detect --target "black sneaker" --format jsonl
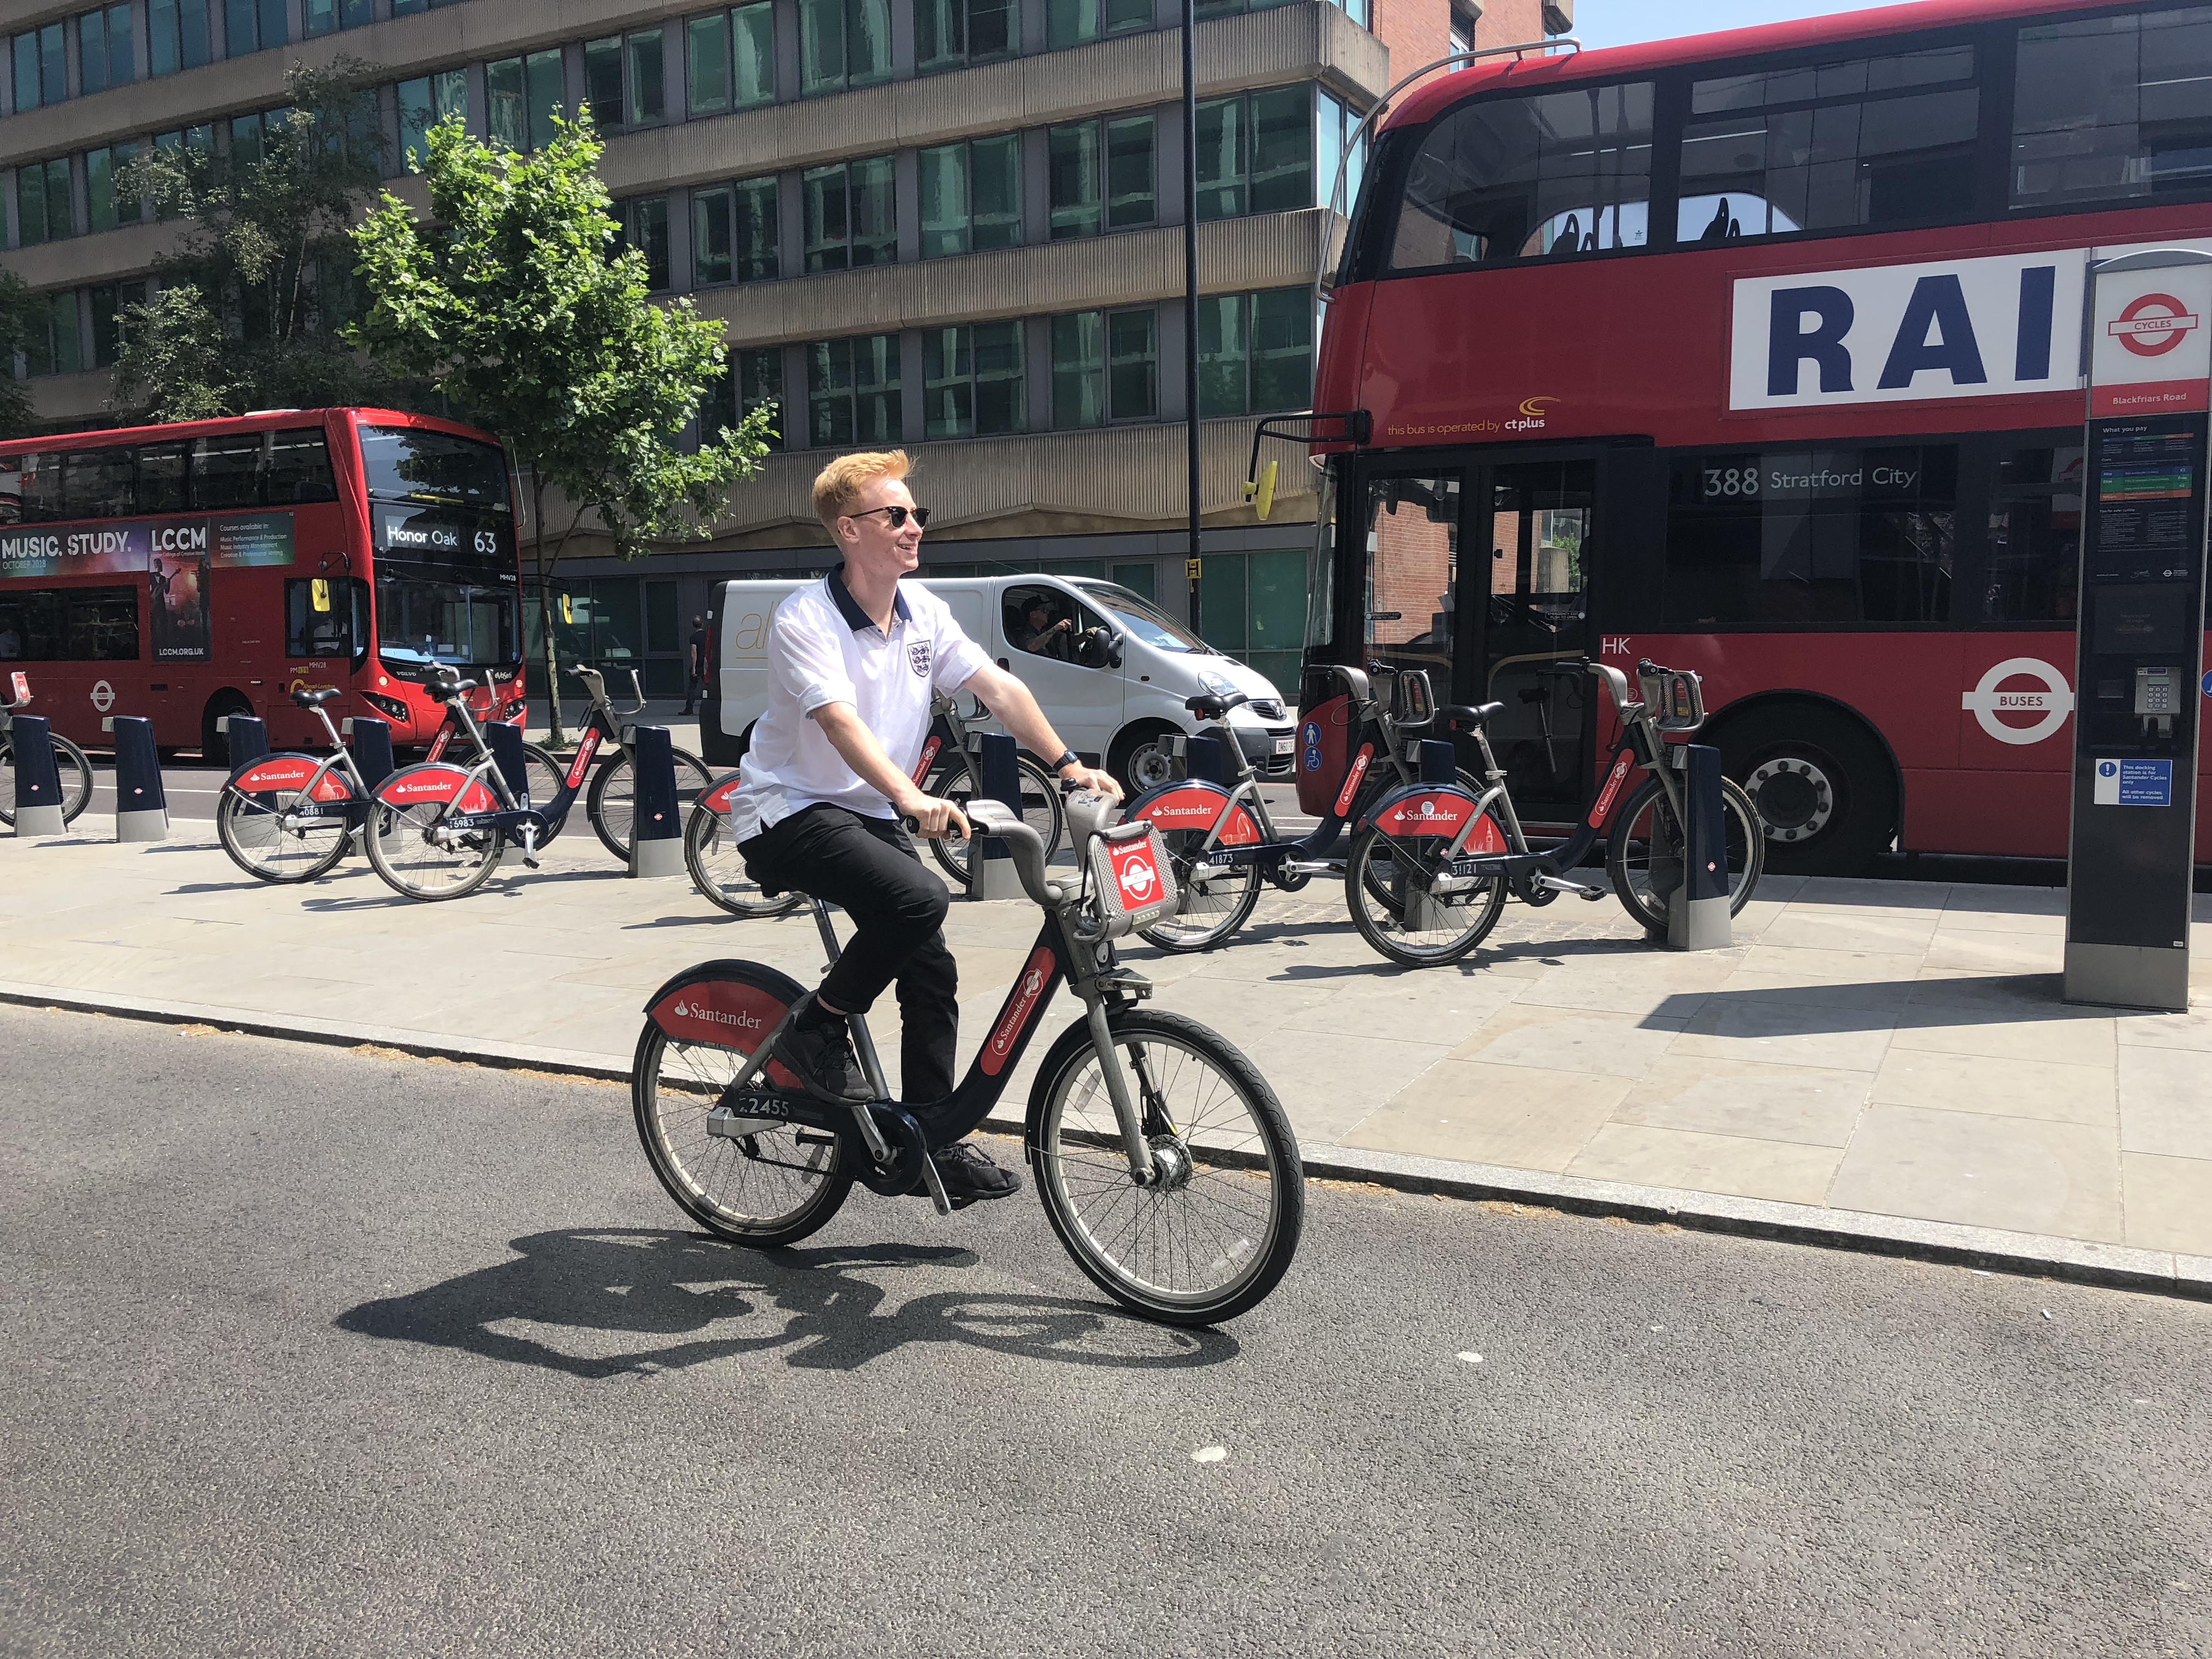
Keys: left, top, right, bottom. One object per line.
{"left": 928, "top": 1140, "right": 1022, "bottom": 1206}
{"left": 772, "top": 1009, "right": 871, "bottom": 1105}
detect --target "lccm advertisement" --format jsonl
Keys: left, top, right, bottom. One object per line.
{"left": 0, "top": 512, "right": 296, "bottom": 663}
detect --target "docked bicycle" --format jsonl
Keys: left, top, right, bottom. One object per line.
{"left": 0, "top": 673, "right": 94, "bottom": 829}
{"left": 633, "top": 789, "right": 1305, "bottom": 1327}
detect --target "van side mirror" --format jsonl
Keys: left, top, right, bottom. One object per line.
{"left": 1105, "top": 630, "right": 1125, "bottom": 669}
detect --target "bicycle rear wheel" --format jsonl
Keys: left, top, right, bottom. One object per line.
{"left": 0, "top": 733, "right": 95, "bottom": 827}
{"left": 633, "top": 1010, "right": 851, "bottom": 1248}
{"left": 1606, "top": 775, "right": 1765, "bottom": 933}
{"left": 365, "top": 765, "right": 504, "bottom": 900}
{"left": 589, "top": 748, "right": 715, "bottom": 860}
{"left": 1029, "top": 1009, "right": 1303, "bottom": 1325}
{"left": 217, "top": 784, "right": 350, "bottom": 882}
{"left": 1343, "top": 822, "right": 1506, "bottom": 967}
{"left": 684, "top": 803, "right": 800, "bottom": 919}
{"left": 1137, "top": 830, "right": 1263, "bottom": 952}
{"left": 924, "top": 753, "right": 1065, "bottom": 885}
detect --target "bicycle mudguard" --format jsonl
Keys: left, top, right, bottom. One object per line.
{"left": 1358, "top": 782, "right": 1506, "bottom": 853}
{"left": 377, "top": 763, "right": 501, "bottom": 814}
{"left": 227, "top": 753, "right": 354, "bottom": 802}
{"left": 1121, "top": 780, "right": 1263, "bottom": 845}
{"left": 699, "top": 772, "right": 743, "bottom": 814}
{"left": 641, "top": 959, "right": 806, "bottom": 1089}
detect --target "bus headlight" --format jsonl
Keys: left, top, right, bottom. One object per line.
{"left": 360, "top": 691, "right": 410, "bottom": 721}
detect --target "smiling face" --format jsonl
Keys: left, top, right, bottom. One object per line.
{"left": 837, "top": 474, "right": 923, "bottom": 583}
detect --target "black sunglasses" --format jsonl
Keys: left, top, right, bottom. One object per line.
{"left": 846, "top": 504, "right": 931, "bottom": 529}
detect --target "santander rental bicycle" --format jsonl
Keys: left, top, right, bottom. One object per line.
{"left": 633, "top": 790, "right": 1305, "bottom": 1326}
{"left": 0, "top": 672, "right": 94, "bottom": 828}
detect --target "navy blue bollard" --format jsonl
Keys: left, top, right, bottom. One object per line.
{"left": 10, "top": 713, "right": 67, "bottom": 836}
{"left": 1184, "top": 732, "right": 1227, "bottom": 785}
{"left": 349, "top": 718, "right": 395, "bottom": 792}
{"left": 628, "top": 724, "right": 682, "bottom": 879}
{"left": 1667, "top": 743, "right": 1732, "bottom": 950}
{"left": 1418, "top": 738, "right": 1458, "bottom": 785}
{"left": 484, "top": 718, "right": 532, "bottom": 805}
{"left": 223, "top": 714, "right": 268, "bottom": 771}
{"left": 112, "top": 716, "right": 168, "bottom": 842}
{"left": 969, "top": 730, "right": 1023, "bottom": 899}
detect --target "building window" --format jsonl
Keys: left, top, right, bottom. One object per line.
{"left": 923, "top": 321, "right": 1024, "bottom": 437}
{"left": 78, "top": 6, "right": 136, "bottom": 95}
{"left": 228, "top": 108, "right": 292, "bottom": 167}
{"left": 148, "top": 0, "right": 211, "bottom": 77}
{"left": 919, "top": 137, "right": 1023, "bottom": 258}
{"left": 694, "top": 178, "right": 779, "bottom": 285}
{"left": 704, "top": 346, "right": 786, "bottom": 448}
{"left": 14, "top": 159, "right": 75, "bottom": 247}
{"left": 1194, "top": 0, "right": 1298, "bottom": 18}
{"left": 1196, "top": 86, "right": 1312, "bottom": 221}
{"left": 1048, "top": 115, "right": 1155, "bottom": 238}
{"left": 807, "top": 334, "right": 902, "bottom": 448}
{"left": 224, "top": 0, "right": 290, "bottom": 58}
{"left": 1680, "top": 46, "right": 1978, "bottom": 242}
{"left": 86, "top": 143, "right": 136, "bottom": 233}
{"left": 304, "top": 0, "right": 372, "bottom": 37}
{"left": 916, "top": 0, "right": 1015, "bottom": 74}
{"left": 686, "top": 6, "right": 774, "bottom": 117}
{"left": 1197, "top": 287, "right": 1312, "bottom": 416}
{"left": 391, "top": 0, "right": 473, "bottom": 16}
{"left": 12, "top": 24, "right": 64, "bottom": 111}
{"left": 20, "top": 291, "right": 84, "bottom": 379}
{"left": 619, "top": 196, "right": 673, "bottom": 290}
{"left": 803, "top": 157, "right": 897, "bottom": 272}
{"left": 489, "top": 50, "right": 567, "bottom": 152}
{"left": 1051, "top": 307, "right": 1158, "bottom": 427}
{"left": 1046, "top": 0, "right": 1149, "bottom": 50}
{"left": 396, "top": 71, "right": 468, "bottom": 174}
{"left": 799, "top": 0, "right": 892, "bottom": 97}
{"left": 1316, "top": 88, "right": 1367, "bottom": 216}
{"left": 583, "top": 30, "right": 667, "bottom": 129}
{"left": 2013, "top": 8, "right": 2212, "bottom": 209}
{"left": 151, "top": 127, "right": 212, "bottom": 218}
{"left": 90, "top": 280, "right": 148, "bottom": 369}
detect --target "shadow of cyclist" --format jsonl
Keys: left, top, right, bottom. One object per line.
{"left": 335, "top": 1227, "right": 1236, "bottom": 1378}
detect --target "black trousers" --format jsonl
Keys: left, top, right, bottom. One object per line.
{"left": 738, "top": 803, "right": 958, "bottom": 1104}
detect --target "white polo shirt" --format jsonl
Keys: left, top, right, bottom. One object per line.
{"left": 730, "top": 567, "right": 992, "bottom": 842}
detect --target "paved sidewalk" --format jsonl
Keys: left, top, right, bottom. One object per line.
{"left": 3, "top": 818, "right": 2208, "bottom": 1284}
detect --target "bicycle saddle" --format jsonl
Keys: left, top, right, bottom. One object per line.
{"left": 1185, "top": 690, "right": 1250, "bottom": 719}
{"left": 1443, "top": 702, "right": 1505, "bottom": 727}
{"left": 427, "top": 676, "right": 479, "bottom": 701}
{"left": 290, "top": 686, "right": 342, "bottom": 708}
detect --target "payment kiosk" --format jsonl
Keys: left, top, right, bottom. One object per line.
{"left": 2064, "top": 249, "right": 2212, "bottom": 1012}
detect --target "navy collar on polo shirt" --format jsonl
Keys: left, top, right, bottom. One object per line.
{"left": 828, "top": 563, "right": 912, "bottom": 635}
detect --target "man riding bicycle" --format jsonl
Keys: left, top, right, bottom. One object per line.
{"left": 729, "top": 451, "right": 1122, "bottom": 1205}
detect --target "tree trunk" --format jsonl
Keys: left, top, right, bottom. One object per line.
{"left": 534, "top": 477, "right": 566, "bottom": 747}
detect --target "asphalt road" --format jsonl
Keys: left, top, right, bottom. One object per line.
{"left": 2, "top": 1005, "right": 2205, "bottom": 1659}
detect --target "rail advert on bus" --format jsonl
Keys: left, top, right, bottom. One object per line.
{"left": 0, "top": 409, "right": 524, "bottom": 762}
{"left": 1302, "top": 0, "right": 2212, "bottom": 873}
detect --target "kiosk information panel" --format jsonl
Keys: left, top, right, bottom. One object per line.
{"left": 2064, "top": 253, "right": 2212, "bottom": 1012}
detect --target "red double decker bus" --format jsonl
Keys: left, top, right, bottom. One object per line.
{"left": 1306, "top": 0, "right": 2211, "bottom": 873}
{"left": 0, "top": 409, "right": 524, "bottom": 761}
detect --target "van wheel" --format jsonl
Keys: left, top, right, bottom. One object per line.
{"left": 1110, "top": 723, "right": 1182, "bottom": 796}
{"left": 1715, "top": 702, "right": 1897, "bottom": 878}
{"left": 201, "top": 692, "right": 255, "bottom": 768}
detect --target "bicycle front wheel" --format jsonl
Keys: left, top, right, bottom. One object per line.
{"left": 1137, "top": 829, "right": 1263, "bottom": 952}
{"left": 924, "top": 753, "right": 1066, "bottom": 885}
{"left": 684, "top": 802, "right": 800, "bottom": 919}
{"left": 633, "top": 1012, "right": 852, "bottom": 1247}
{"left": 365, "top": 765, "right": 504, "bottom": 900}
{"left": 0, "top": 733, "right": 95, "bottom": 827}
{"left": 1343, "top": 822, "right": 1507, "bottom": 968}
{"left": 589, "top": 748, "right": 715, "bottom": 860}
{"left": 1606, "top": 775, "right": 1765, "bottom": 932}
{"left": 217, "top": 783, "right": 350, "bottom": 882}
{"left": 1029, "top": 1008, "right": 1304, "bottom": 1325}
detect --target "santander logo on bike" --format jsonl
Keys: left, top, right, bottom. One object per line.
{"left": 1334, "top": 745, "right": 1374, "bottom": 817}
{"left": 982, "top": 948, "right": 1055, "bottom": 1076}
{"left": 669, "top": 998, "right": 763, "bottom": 1031}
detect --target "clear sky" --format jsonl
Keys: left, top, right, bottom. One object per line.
{"left": 1571, "top": 1, "right": 1875, "bottom": 50}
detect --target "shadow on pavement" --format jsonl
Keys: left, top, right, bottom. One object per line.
{"left": 336, "top": 1227, "right": 1236, "bottom": 1378}
{"left": 1644, "top": 974, "right": 2076, "bottom": 1031}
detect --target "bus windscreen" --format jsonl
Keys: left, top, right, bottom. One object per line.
{"left": 358, "top": 426, "right": 511, "bottom": 514}
{"left": 376, "top": 575, "right": 520, "bottom": 669}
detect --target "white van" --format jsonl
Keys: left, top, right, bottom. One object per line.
{"left": 701, "top": 572, "right": 1296, "bottom": 792}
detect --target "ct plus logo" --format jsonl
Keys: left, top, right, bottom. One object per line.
{"left": 1961, "top": 657, "right": 2074, "bottom": 746}
{"left": 2108, "top": 292, "right": 2202, "bottom": 358}
{"left": 1506, "top": 396, "right": 1557, "bottom": 433}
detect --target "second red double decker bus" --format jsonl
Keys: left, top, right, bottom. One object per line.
{"left": 1306, "top": 0, "right": 2211, "bottom": 873}
{"left": 0, "top": 408, "right": 524, "bottom": 762}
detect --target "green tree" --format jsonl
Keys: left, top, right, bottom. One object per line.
{"left": 0, "top": 269, "right": 38, "bottom": 439}
{"left": 349, "top": 110, "right": 771, "bottom": 742}
{"left": 112, "top": 58, "right": 398, "bottom": 419}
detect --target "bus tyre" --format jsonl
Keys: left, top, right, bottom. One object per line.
{"left": 201, "top": 693, "right": 254, "bottom": 768}
{"left": 1109, "top": 723, "right": 1183, "bottom": 797}
{"left": 1718, "top": 704, "right": 1897, "bottom": 878}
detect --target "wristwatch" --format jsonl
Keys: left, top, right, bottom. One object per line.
{"left": 1049, "top": 749, "right": 1082, "bottom": 776}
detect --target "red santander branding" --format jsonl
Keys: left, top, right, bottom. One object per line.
{"left": 427, "top": 728, "right": 452, "bottom": 762}
{"left": 1136, "top": 787, "right": 1260, "bottom": 845}
{"left": 981, "top": 945, "right": 1057, "bottom": 1077}
{"left": 1110, "top": 838, "right": 1163, "bottom": 908}
{"left": 702, "top": 773, "right": 744, "bottom": 813}
{"left": 1333, "top": 744, "right": 1375, "bottom": 817}
{"left": 910, "top": 734, "right": 942, "bottom": 785}
{"left": 1588, "top": 751, "right": 1636, "bottom": 828}
{"left": 382, "top": 766, "right": 497, "bottom": 811}
{"left": 237, "top": 757, "right": 319, "bottom": 794}
{"left": 652, "top": 979, "right": 799, "bottom": 1086}
{"left": 1375, "top": 790, "right": 1475, "bottom": 834}
{"left": 563, "top": 727, "right": 602, "bottom": 791}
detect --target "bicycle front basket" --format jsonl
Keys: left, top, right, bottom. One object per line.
{"left": 1085, "top": 820, "right": 1178, "bottom": 938}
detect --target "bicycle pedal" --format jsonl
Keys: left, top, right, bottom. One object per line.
{"left": 1536, "top": 874, "right": 1605, "bottom": 901}
{"left": 917, "top": 1154, "right": 956, "bottom": 1217}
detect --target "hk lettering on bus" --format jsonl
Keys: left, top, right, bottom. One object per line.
{"left": 1730, "top": 247, "right": 2108, "bottom": 412}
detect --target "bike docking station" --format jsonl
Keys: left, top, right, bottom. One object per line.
{"left": 343, "top": 716, "right": 397, "bottom": 794}
{"left": 627, "top": 724, "right": 685, "bottom": 880}
{"left": 219, "top": 714, "right": 269, "bottom": 770}
{"left": 1398, "top": 738, "right": 1464, "bottom": 935}
{"left": 111, "top": 716, "right": 168, "bottom": 843}
{"left": 9, "top": 713, "right": 67, "bottom": 837}
{"left": 969, "top": 730, "right": 1025, "bottom": 900}
{"left": 2063, "top": 247, "right": 2212, "bottom": 1012}
{"left": 1662, "top": 743, "right": 1733, "bottom": 951}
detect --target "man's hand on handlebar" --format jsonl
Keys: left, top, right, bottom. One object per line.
{"left": 894, "top": 784, "right": 971, "bottom": 842}
{"left": 1057, "top": 763, "right": 1122, "bottom": 803}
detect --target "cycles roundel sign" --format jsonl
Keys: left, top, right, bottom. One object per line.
{"left": 1960, "top": 657, "right": 2074, "bottom": 746}
{"left": 2108, "top": 292, "right": 2202, "bottom": 358}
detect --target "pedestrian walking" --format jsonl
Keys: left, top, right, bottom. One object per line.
{"left": 681, "top": 614, "right": 707, "bottom": 715}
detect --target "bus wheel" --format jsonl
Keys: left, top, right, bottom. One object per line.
{"left": 201, "top": 692, "right": 255, "bottom": 768}
{"left": 1716, "top": 703, "right": 1897, "bottom": 878}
